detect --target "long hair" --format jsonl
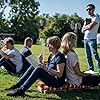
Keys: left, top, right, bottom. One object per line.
{"left": 61, "top": 32, "right": 77, "bottom": 54}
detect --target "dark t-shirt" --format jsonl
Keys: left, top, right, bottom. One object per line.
{"left": 47, "top": 52, "right": 66, "bottom": 82}
{"left": 20, "top": 46, "right": 32, "bottom": 72}
{"left": 20, "top": 46, "right": 32, "bottom": 57}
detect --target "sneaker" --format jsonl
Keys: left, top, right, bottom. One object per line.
{"left": 6, "top": 88, "right": 25, "bottom": 96}
{"left": 5, "top": 84, "right": 20, "bottom": 90}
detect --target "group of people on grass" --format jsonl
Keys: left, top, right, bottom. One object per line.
{"left": 0, "top": 3, "right": 100, "bottom": 97}
{"left": 0, "top": 37, "right": 33, "bottom": 75}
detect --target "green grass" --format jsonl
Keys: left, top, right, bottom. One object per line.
{"left": 0, "top": 44, "right": 100, "bottom": 100}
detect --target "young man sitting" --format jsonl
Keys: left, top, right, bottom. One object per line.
{"left": 0, "top": 37, "right": 23, "bottom": 74}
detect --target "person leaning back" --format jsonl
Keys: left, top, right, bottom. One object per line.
{"left": 0, "top": 37, "right": 23, "bottom": 74}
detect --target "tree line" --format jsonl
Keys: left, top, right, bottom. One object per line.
{"left": 0, "top": 0, "right": 84, "bottom": 47}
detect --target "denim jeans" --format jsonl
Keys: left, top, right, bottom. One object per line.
{"left": 17, "top": 67, "right": 64, "bottom": 92}
{"left": 16, "top": 65, "right": 34, "bottom": 86}
{"left": 0, "top": 58, "right": 16, "bottom": 74}
{"left": 84, "top": 39, "right": 100, "bottom": 71}
{"left": 82, "top": 74, "right": 100, "bottom": 86}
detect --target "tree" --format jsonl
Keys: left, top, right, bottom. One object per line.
{"left": 39, "top": 13, "right": 72, "bottom": 39}
{"left": 39, "top": 13, "right": 84, "bottom": 47}
{"left": 0, "top": 0, "right": 40, "bottom": 43}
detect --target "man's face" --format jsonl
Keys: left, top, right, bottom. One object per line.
{"left": 27, "top": 40, "right": 33, "bottom": 48}
{"left": 5, "top": 42, "right": 10, "bottom": 49}
{"left": 86, "top": 6, "right": 94, "bottom": 16}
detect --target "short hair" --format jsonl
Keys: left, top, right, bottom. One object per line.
{"left": 61, "top": 32, "right": 77, "bottom": 54}
{"left": 46, "top": 36, "right": 61, "bottom": 49}
{"left": 4, "top": 37, "right": 14, "bottom": 45}
{"left": 24, "top": 37, "right": 33, "bottom": 46}
{"left": 86, "top": 4, "right": 95, "bottom": 10}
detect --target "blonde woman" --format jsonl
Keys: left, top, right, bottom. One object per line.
{"left": 7, "top": 36, "right": 66, "bottom": 96}
{"left": 61, "top": 32, "right": 100, "bottom": 86}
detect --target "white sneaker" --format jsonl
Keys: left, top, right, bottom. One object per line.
{"left": 84, "top": 70, "right": 98, "bottom": 74}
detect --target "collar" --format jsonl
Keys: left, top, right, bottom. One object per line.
{"left": 50, "top": 51, "right": 59, "bottom": 61}
{"left": 24, "top": 46, "right": 30, "bottom": 49}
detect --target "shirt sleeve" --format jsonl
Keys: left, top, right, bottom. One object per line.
{"left": 55, "top": 53, "right": 65, "bottom": 64}
{"left": 70, "top": 52, "right": 79, "bottom": 68}
{"left": 20, "top": 48, "right": 32, "bottom": 57}
{"left": 92, "top": 15, "right": 99, "bottom": 24}
{"left": 9, "top": 49, "right": 16, "bottom": 56}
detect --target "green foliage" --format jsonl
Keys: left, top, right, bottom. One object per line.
{"left": 0, "top": 0, "right": 40, "bottom": 43}
{"left": 39, "top": 13, "right": 71, "bottom": 39}
{"left": 0, "top": 44, "right": 100, "bottom": 100}
{"left": 39, "top": 13, "right": 84, "bottom": 47}
{"left": 0, "top": 1, "right": 84, "bottom": 46}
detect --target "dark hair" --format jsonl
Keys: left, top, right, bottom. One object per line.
{"left": 5, "top": 37, "right": 14, "bottom": 45}
{"left": 24, "top": 37, "right": 33, "bottom": 45}
{"left": 86, "top": 4, "right": 95, "bottom": 10}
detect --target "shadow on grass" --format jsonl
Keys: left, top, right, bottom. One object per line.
{"left": 23, "top": 88, "right": 100, "bottom": 100}
{"left": 55, "top": 89, "right": 100, "bottom": 100}
{"left": 24, "top": 94, "right": 61, "bottom": 100}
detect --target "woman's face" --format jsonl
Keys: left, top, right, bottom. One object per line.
{"left": 46, "top": 43, "right": 55, "bottom": 52}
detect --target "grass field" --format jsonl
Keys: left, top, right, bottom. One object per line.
{"left": 0, "top": 44, "right": 100, "bottom": 100}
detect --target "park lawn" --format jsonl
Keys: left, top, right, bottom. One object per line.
{"left": 0, "top": 44, "right": 100, "bottom": 100}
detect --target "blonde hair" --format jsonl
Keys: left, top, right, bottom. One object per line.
{"left": 61, "top": 32, "right": 77, "bottom": 54}
{"left": 46, "top": 36, "right": 61, "bottom": 49}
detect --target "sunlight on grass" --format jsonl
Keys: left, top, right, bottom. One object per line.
{"left": 0, "top": 44, "right": 100, "bottom": 100}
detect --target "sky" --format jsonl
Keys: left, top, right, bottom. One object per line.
{"left": 37, "top": 0, "right": 100, "bottom": 19}
{"left": 3, "top": 0, "right": 100, "bottom": 20}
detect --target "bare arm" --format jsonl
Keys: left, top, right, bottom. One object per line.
{"left": 40, "top": 63, "right": 65, "bottom": 78}
{"left": 73, "top": 62, "right": 89, "bottom": 77}
{"left": 48, "top": 63, "right": 65, "bottom": 78}
{"left": 1, "top": 53, "right": 15, "bottom": 59}
{"left": 82, "top": 21, "right": 97, "bottom": 32}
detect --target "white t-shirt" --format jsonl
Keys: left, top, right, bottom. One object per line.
{"left": 65, "top": 51, "right": 82, "bottom": 85}
{"left": 84, "top": 14, "right": 99, "bottom": 39}
{"left": 5, "top": 48, "right": 23, "bottom": 73}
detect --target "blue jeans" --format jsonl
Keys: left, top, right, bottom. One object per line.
{"left": 82, "top": 75, "right": 100, "bottom": 86}
{"left": 84, "top": 39, "right": 100, "bottom": 71}
{"left": 0, "top": 58, "right": 16, "bottom": 74}
{"left": 17, "top": 66, "right": 64, "bottom": 92}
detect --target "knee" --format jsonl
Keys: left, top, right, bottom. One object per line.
{"left": 35, "top": 67, "right": 44, "bottom": 73}
{"left": 0, "top": 58, "right": 7, "bottom": 66}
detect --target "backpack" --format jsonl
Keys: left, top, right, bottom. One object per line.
{"left": 96, "top": 14, "right": 100, "bottom": 33}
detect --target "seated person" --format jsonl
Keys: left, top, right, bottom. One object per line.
{"left": 20, "top": 37, "right": 34, "bottom": 73}
{"left": 61, "top": 32, "right": 100, "bottom": 86}
{"left": 0, "top": 37, "right": 23, "bottom": 74}
{"left": 20, "top": 37, "right": 33, "bottom": 57}
{"left": 6, "top": 36, "right": 66, "bottom": 96}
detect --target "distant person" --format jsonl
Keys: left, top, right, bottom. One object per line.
{"left": 0, "top": 37, "right": 23, "bottom": 74}
{"left": 20, "top": 37, "right": 34, "bottom": 73}
{"left": 61, "top": 32, "right": 100, "bottom": 87}
{"left": 82, "top": 4, "right": 100, "bottom": 73}
{"left": 20, "top": 37, "right": 33, "bottom": 57}
{"left": 6, "top": 36, "right": 66, "bottom": 96}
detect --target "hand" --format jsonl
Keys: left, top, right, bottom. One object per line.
{"left": 38, "top": 53, "right": 43, "bottom": 63}
{"left": 38, "top": 63, "right": 47, "bottom": 71}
